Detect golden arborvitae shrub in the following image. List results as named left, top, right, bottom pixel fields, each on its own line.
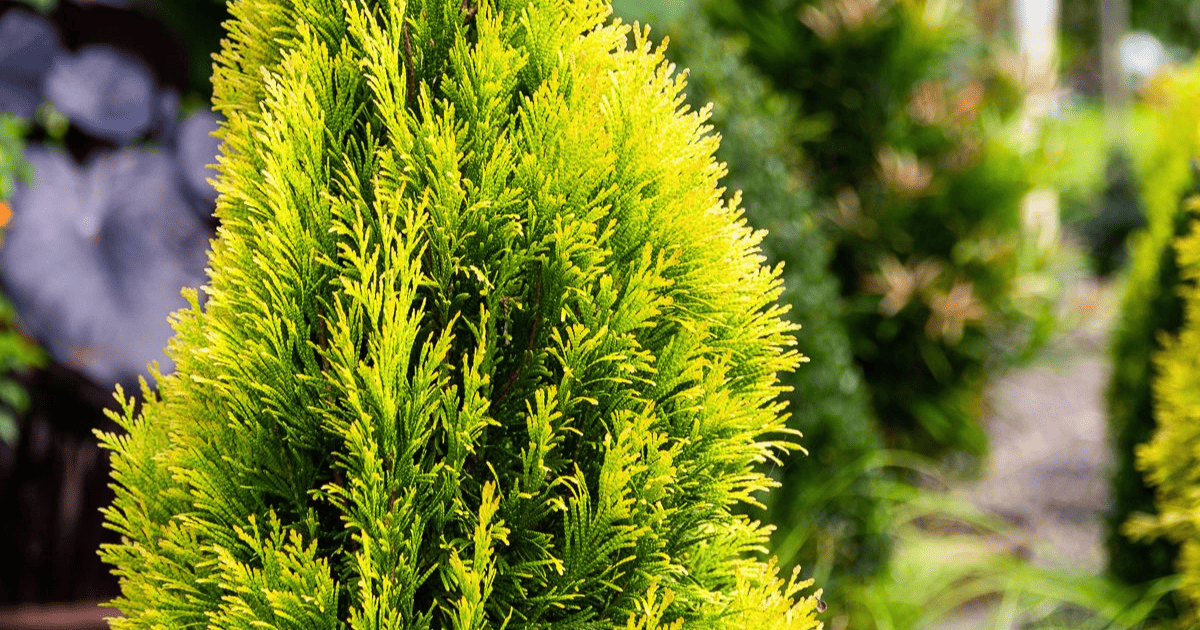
left=1127, top=178, right=1200, bottom=624
left=94, top=0, right=826, bottom=628
left=1107, top=64, right=1200, bottom=588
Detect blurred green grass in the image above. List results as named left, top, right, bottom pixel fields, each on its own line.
left=818, top=450, right=1181, bottom=630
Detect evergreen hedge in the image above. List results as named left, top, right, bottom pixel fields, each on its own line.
left=95, top=0, right=826, bottom=627
left=1125, top=178, right=1200, bottom=626
left=1105, top=65, right=1200, bottom=589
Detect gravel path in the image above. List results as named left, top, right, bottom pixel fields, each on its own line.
left=962, top=341, right=1111, bottom=572
left=927, top=276, right=1120, bottom=629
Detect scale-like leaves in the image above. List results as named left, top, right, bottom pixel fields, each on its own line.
left=97, top=1, right=824, bottom=628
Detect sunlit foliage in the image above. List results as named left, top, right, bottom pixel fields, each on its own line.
left=95, top=0, right=825, bottom=627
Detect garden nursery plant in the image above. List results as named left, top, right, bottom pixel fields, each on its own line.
left=94, top=0, right=826, bottom=627
left=1118, top=63, right=1200, bottom=626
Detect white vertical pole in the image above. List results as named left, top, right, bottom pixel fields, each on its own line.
left=1014, top=0, right=1060, bottom=137
left=1100, top=0, right=1130, bottom=149
left=1014, top=0, right=1062, bottom=254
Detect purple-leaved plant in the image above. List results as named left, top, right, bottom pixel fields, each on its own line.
left=43, top=44, right=155, bottom=145
left=0, top=8, right=64, bottom=120
left=1, top=145, right=210, bottom=388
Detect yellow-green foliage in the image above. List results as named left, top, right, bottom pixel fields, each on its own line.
left=94, top=0, right=825, bottom=628
left=1127, top=194, right=1200, bottom=623
left=1107, top=63, right=1200, bottom=586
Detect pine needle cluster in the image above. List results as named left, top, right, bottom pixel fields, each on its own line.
left=95, top=0, right=824, bottom=628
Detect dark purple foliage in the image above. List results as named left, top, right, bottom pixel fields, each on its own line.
left=0, top=8, right=64, bottom=119
left=153, top=87, right=180, bottom=146
left=42, top=44, right=155, bottom=145
left=174, top=108, right=219, bottom=216
left=1, top=145, right=211, bottom=388
left=0, top=0, right=222, bottom=606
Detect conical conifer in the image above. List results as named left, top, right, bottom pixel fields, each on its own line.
left=95, top=0, right=825, bottom=628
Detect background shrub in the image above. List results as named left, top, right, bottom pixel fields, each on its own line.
left=0, top=114, right=34, bottom=201
left=1105, top=64, right=1200, bottom=592
left=1035, top=102, right=1159, bottom=278
left=1062, top=0, right=1200, bottom=70
left=698, top=0, right=1051, bottom=460
left=1081, top=149, right=1146, bottom=278
left=96, top=0, right=826, bottom=627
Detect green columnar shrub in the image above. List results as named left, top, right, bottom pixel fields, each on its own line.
left=95, top=0, right=826, bottom=627
left=1106, top=66, right=1200, bottom=589
left=1125, top=187, right=1200, bottom=626
left=1107, top=177, right=1192, bottom=589
left=700, top=0, right=1047, bottom=459
left=637, top=3, right=887, bottom=590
